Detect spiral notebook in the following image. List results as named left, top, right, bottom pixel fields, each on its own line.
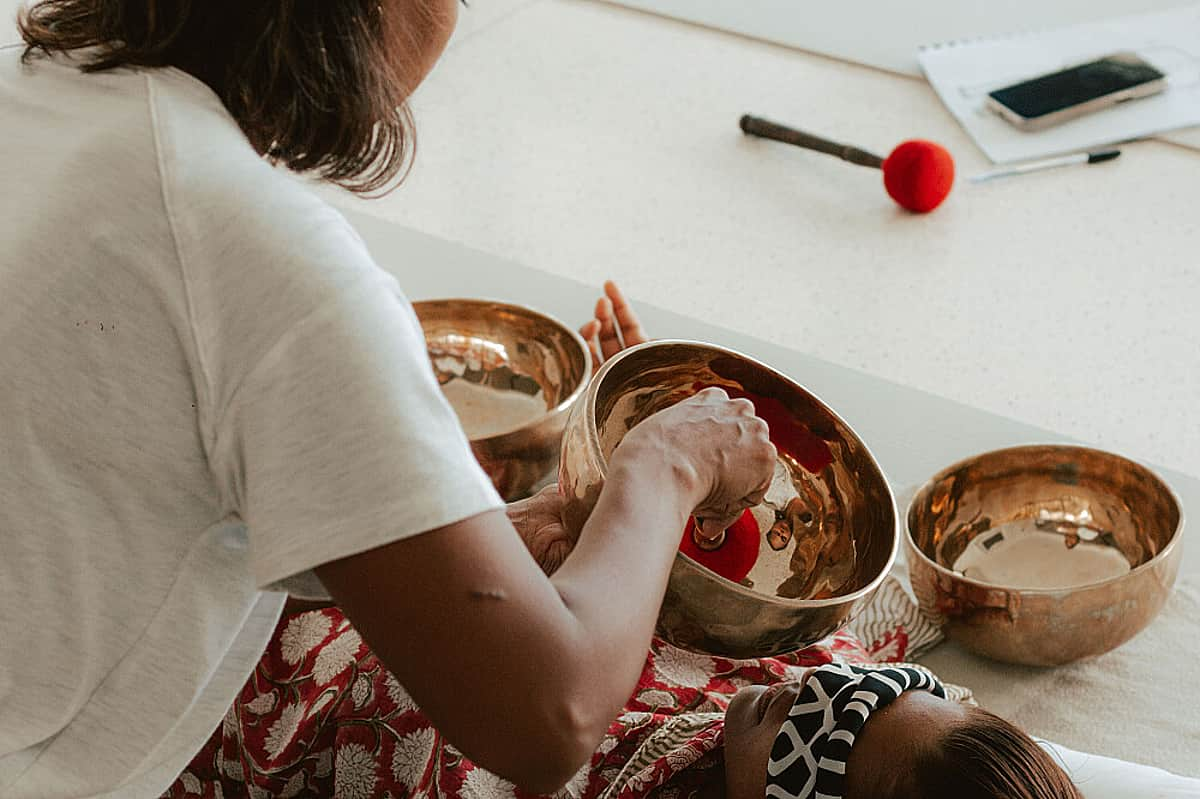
left=918, top=4, right=1200, bottom=163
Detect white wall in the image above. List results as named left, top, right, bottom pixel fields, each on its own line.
left=2, top=0, right=24, bottom=40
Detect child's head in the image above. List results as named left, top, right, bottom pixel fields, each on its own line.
left=19, top=0, right=459, bottom=192
left=724, top=664, right=1081, bottom=799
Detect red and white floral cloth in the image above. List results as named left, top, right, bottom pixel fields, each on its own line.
left=161, top=576, right=960, bottom=799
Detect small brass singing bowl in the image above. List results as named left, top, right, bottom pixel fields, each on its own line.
left=413, top=299, right=591, bottom=501
left=559, top=340, right=898, bottom=658
left=906, top=445, right=1184, bottom=667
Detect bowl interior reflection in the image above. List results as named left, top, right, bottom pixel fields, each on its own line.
left=592, top=342, right=894, bottom=601
left=414, top=300, right=589, bottom=441
left=907, top=446, right=1182, bottom=591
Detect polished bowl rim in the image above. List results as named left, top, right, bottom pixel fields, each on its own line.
left=413, top=297, right=592, bottom=441
left=904, top=442, right=1186, bottom=596
left=585, top=338, right=901, bottom=609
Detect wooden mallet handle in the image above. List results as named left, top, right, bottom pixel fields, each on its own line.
left=740, top=114, right=884, bottom=169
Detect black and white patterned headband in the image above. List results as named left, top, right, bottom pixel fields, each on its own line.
left=765, top=663, right=946, bottom=799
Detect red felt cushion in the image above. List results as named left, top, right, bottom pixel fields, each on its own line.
left=882, top=140, right=955, bottom=213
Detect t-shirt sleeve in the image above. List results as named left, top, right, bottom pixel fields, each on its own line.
left=207, top=242, right=503, bottom=592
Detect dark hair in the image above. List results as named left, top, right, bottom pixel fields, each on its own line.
left=912, top=706, right=1084, bottom=799
left=18, top=0, right=434, bottom=194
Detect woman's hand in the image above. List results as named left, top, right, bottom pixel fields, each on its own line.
left=581, top=280, right=775, bottom=540
left=579, top=281, right=649, bottom=370
left=615, top=388, right=777, bottom=540
left=507, top=486, right=574, bottom=575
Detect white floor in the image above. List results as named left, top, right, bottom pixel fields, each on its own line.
left=5, top=0, right=1198, bottom=480
left=323, top=0, right=1200, bottom=480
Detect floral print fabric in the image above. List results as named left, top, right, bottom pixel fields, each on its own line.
left=161, top=603, right=918, bottom=799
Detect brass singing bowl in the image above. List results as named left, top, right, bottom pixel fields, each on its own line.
left=413, top=299, right=591, bottom=501
left=559, top=340, right=898, bottom=658
left=906, top=445, right=1184, bottom=666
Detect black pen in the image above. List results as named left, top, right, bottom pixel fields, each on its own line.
left=969, top=149, right=1121, bottom=183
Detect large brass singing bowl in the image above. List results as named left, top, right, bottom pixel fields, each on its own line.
left=559, top=340, right=898, bottom=658
left=906, top=445, right=1184, bottom=666
left=413, top=300, right=590, bottom=501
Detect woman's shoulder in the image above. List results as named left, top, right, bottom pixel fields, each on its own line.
left=146, top=80, right=377, bottom=292
left=146, top=68, right=299, bottom=204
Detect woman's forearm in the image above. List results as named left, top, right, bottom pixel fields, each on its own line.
left=548, top=455, right=699, bottom=730
left=314, top=456, right=699, bottom=793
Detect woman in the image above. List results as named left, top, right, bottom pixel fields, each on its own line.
left=724, top=664, right=1080, bottom=799
left=0, top=2, right=776, bottom=797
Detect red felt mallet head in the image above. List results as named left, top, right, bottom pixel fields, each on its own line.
left=881, top=139, right=955, bottom=213
left=679, top=508, right=761, bottom=584
left=739, top=115, right=955, bottom=213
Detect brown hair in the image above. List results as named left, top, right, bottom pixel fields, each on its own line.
left=912, top=706, right=1084, bottom=799
left=18, top=0, right=431, bottom=194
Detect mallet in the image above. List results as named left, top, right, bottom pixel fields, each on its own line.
left=739, top=115, right=955, bottom=213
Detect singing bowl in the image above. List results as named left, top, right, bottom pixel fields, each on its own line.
left=558, top=340, right=898, bottom=658
left=413, top=299, right=590, bottom=501
left=906, top=445, right=1184, bottom=666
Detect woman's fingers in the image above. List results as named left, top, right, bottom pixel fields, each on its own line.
left=696, top=514, right=740, bottom=541
left=579, top=319, right=606, bottom=369
left=604, top=281, right=647, bottom=348
left=580, top=281, right=650, bottom=370
left=595, top=296, right=625, bottom=361
left=694, top=475, right=771, bottom=541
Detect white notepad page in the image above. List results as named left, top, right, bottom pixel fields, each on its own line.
left=918, top=4, right=1200, bottom=163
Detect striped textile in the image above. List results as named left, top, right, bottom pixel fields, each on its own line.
left=766, top=664, right=946, bottom=799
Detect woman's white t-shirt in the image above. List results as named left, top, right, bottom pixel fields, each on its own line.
left=0, top=44, right=502, bottom=798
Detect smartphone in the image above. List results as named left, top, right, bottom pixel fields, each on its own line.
left=986, top=52, right=1166, bottom=131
